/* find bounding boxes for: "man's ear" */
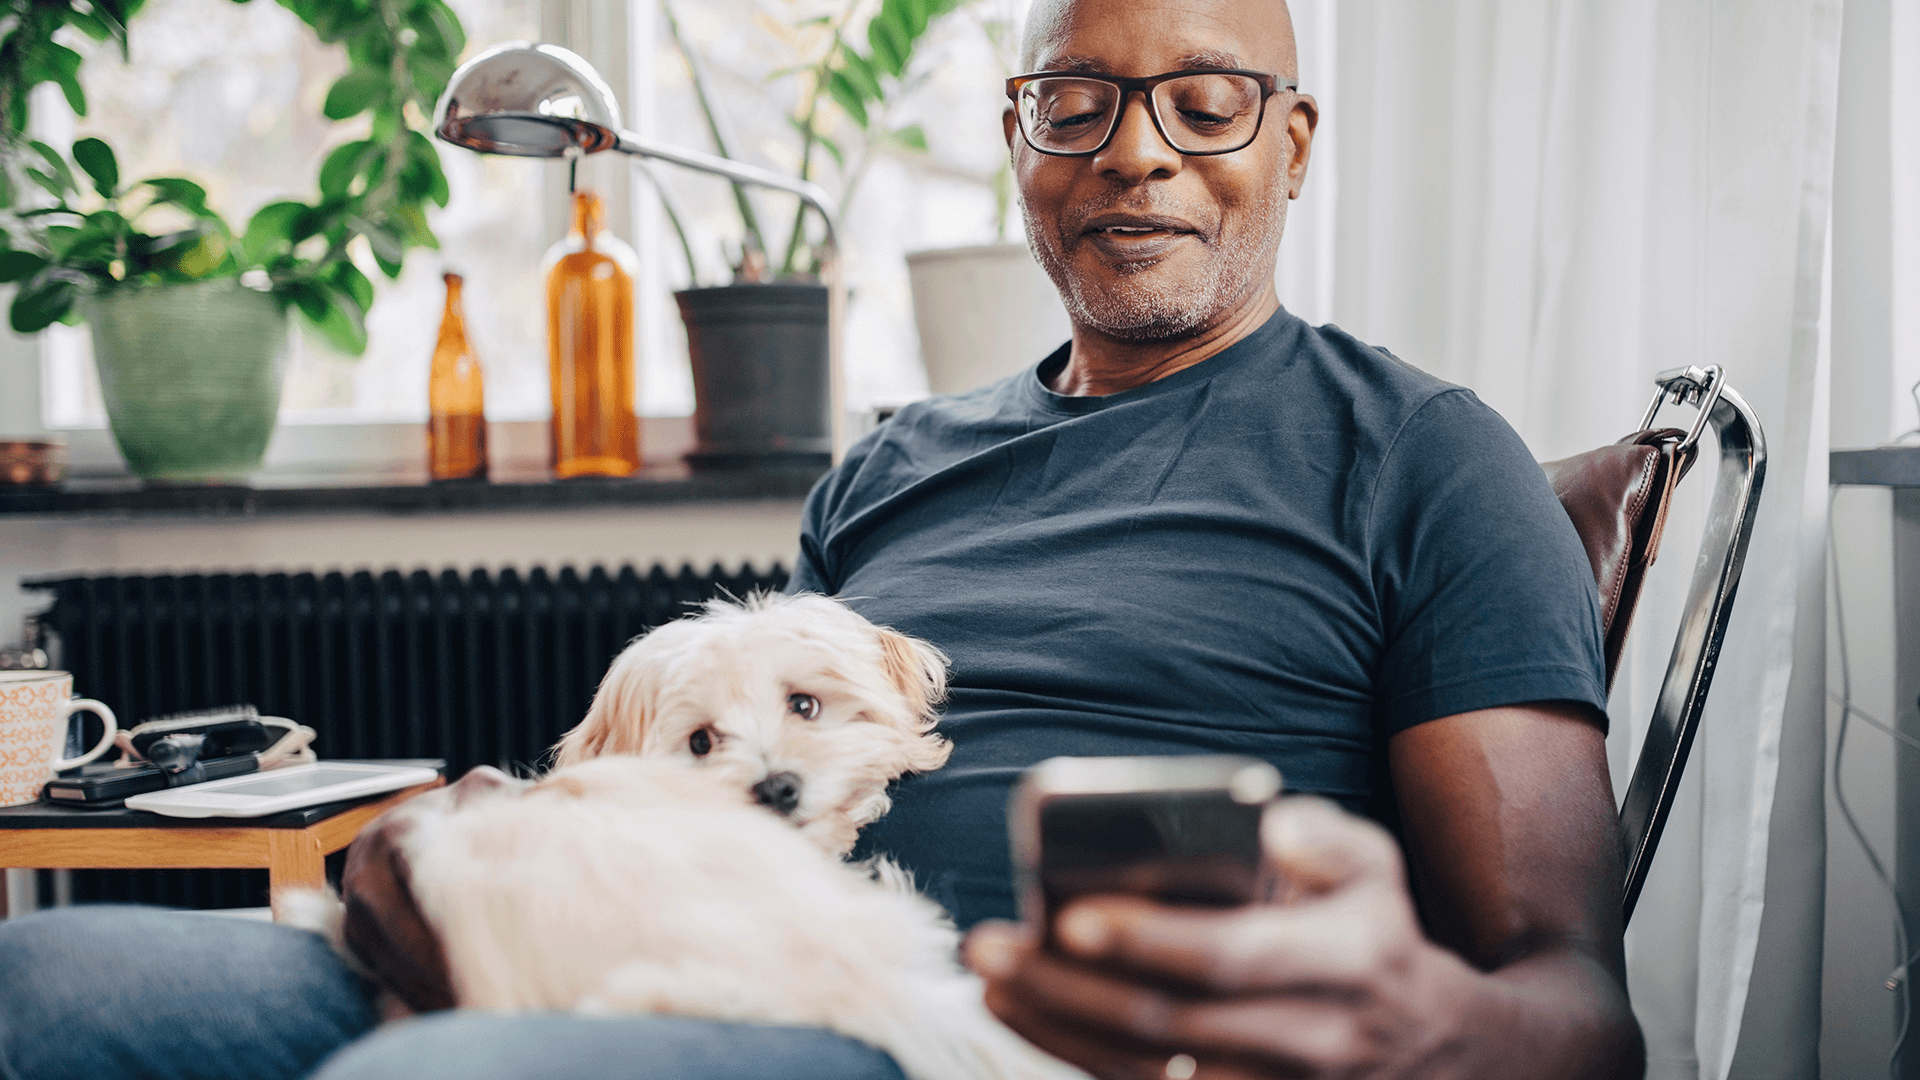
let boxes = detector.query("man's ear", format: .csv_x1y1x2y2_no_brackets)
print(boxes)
1286,93,1319,200
1003,104,1018,151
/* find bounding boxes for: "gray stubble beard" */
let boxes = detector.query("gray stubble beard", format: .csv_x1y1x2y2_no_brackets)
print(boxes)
1021,177,1288,343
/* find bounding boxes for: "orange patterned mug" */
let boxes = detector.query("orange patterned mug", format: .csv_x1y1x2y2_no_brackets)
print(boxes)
0,671,117,808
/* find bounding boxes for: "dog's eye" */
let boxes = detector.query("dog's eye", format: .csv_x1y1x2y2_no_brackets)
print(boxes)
787,693,821,721
689,728,714,757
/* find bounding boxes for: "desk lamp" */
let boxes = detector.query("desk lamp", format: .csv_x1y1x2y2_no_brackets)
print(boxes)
433,42,849,462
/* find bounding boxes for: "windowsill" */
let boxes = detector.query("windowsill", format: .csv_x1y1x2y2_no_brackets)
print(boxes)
0,417,827,519
0,465,825,519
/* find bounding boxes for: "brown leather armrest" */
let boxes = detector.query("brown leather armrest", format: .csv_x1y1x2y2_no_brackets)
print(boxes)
1541,428,1696,690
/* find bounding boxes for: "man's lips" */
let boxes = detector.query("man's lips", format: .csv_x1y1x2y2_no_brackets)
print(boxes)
1076,212,1201,259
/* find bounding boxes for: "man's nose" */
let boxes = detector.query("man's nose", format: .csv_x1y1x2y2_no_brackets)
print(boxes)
751,771,803,816
1093,91,1183,183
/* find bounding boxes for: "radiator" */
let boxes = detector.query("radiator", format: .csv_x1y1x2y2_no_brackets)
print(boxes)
24,561,789,909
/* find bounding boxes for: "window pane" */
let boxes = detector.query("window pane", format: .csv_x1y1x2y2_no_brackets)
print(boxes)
649,0,1026,411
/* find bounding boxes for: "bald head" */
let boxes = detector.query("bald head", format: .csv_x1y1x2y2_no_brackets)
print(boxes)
1019,0,1298,80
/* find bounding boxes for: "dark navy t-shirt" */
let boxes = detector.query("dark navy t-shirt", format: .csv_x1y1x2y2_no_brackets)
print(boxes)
790,309,1607,929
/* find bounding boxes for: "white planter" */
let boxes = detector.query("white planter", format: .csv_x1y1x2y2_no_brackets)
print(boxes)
905,243,1071,396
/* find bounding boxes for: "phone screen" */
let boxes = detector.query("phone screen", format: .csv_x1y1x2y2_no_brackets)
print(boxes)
1037,788,1266,915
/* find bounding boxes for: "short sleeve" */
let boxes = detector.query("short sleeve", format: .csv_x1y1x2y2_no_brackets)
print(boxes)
1368,390,1608,733
784,428,886,596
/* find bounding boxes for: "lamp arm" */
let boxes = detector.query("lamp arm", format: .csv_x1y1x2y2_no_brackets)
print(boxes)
612,130,839,251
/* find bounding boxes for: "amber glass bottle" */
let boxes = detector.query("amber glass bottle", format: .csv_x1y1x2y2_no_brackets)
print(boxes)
543,189,641,478
427,272,488,481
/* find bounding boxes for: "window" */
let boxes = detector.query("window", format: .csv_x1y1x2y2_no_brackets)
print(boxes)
36,0,1337,440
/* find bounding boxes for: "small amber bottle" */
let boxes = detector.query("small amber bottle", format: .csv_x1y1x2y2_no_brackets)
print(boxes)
427,272,488,482
543,189,641,478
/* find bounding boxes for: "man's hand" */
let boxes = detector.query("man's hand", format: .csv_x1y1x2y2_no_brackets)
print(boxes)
966,798,1481,1079
965,705,1645,1080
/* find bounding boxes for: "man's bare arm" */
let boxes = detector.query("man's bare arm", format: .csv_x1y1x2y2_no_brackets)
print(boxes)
964,703,1644,1079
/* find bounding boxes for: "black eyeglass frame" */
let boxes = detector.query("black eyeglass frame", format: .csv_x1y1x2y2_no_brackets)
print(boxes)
1005,68,1297,158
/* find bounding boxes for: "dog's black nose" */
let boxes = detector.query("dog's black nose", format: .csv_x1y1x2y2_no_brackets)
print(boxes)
752,772,803,816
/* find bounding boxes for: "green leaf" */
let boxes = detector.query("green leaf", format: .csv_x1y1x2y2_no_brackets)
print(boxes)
868,11,909,75
893,0,930,40
66,9,113,41
406,130,449,207
0,168,13,209
890,124,928,152
406,52,455,102
0,251,48,283
837,47,883,100
827,71,870,128
322,69,388,120
44,43,87,115
242,200,311,263
318,139,376,198
24,168,68,201
142,177,214,217
421,0,465,57
71,137,118,197
10,277,79,334
330,258,373,312
347,214,405,266
28,142,77,197
281,279,329,323
286,281,367,355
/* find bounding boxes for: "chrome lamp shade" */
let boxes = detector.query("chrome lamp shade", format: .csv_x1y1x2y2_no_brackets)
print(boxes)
433,43,624,157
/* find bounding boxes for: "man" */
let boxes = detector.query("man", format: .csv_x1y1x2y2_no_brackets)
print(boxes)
0,0,1638,1076
788,0,1643,1076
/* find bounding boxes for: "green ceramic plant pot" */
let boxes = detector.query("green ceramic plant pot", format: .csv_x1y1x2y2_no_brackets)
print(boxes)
85,281,289,482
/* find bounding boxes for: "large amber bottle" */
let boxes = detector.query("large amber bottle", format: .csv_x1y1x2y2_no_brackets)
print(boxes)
543,189,641,478
427,272,488,481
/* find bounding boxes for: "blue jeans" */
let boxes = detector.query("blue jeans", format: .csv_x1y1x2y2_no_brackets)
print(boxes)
0,906,907,1080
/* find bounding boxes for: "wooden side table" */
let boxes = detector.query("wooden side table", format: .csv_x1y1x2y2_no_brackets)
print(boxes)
0,761,444,921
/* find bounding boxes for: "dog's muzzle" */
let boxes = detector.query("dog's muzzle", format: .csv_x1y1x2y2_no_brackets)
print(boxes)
751,771,803,816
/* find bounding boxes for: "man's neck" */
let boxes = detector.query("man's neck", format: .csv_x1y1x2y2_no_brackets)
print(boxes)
1046,286,1282,398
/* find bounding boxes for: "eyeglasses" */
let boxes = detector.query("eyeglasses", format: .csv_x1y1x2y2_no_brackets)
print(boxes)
1006,68,1294,157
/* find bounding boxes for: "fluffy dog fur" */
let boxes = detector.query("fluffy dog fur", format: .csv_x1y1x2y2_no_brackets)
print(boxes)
552,592,953,856
402,756,1085,1080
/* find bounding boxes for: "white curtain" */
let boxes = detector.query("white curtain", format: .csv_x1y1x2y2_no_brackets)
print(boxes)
1276,2,1841,1077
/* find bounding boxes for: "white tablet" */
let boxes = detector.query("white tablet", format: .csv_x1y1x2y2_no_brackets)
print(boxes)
124,762,440,819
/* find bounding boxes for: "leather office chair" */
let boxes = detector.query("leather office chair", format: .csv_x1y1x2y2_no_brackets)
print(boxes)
1540,366,1766,923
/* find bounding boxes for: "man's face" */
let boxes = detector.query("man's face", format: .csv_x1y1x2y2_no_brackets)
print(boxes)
1009,0,1316,343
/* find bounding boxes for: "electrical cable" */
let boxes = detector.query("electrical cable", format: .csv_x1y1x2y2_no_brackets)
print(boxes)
1829,484,1917,1079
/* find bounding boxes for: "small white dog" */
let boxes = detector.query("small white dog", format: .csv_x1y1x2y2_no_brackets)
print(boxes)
550,591,954,856
399,756,1083,1080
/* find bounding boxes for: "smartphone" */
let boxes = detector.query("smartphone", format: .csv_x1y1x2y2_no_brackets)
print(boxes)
1009,755,1283,937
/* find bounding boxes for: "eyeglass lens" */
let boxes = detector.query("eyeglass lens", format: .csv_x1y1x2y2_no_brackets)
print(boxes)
1017,74,1266,154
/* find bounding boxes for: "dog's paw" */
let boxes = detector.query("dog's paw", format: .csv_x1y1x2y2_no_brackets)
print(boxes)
276,886,345,941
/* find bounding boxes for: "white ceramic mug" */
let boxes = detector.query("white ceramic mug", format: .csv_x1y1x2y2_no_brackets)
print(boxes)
0,671,117,808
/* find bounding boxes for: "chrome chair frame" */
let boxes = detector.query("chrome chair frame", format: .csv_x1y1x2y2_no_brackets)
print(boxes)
1617,365,1767,922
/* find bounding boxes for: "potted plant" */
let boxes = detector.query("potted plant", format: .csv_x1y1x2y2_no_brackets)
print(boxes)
659,0,959,469
0,0,464,482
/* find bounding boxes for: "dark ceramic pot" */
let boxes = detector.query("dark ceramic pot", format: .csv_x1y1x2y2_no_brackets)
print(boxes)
674,283,829,471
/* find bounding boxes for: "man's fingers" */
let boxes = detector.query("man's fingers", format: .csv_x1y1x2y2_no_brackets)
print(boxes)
1261,796,1405,898
974,922,1182,1046
1055,880,1416,995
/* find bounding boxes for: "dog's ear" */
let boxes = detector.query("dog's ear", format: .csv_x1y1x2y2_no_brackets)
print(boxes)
551,651,654,767
876,628,949,722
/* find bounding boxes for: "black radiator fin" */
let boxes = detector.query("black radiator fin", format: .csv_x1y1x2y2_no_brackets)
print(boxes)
25,561,789,909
